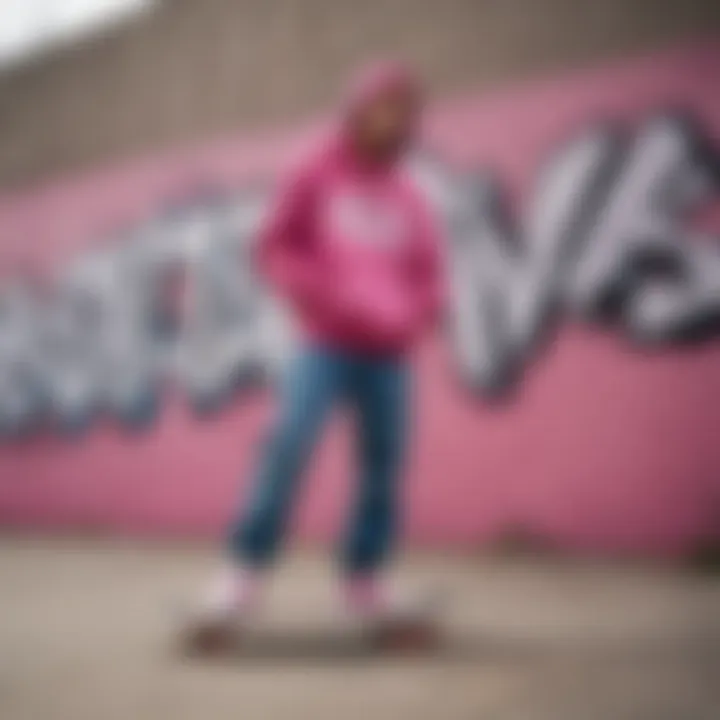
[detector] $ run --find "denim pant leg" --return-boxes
[229,346,343,566]
[342,356,410,574]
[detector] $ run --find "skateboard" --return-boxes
[178,612,443,658]
[178,592,445,657]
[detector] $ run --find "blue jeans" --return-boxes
[229,344,409,574]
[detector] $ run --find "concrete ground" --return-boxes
[0,537,718,720]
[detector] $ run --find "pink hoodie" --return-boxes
[256,62,444,356]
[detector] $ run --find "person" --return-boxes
[185,60,445,651]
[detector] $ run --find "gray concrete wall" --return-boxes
[0,0,719,187]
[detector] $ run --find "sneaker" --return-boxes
[179,567,261,656]
[343,575,442,652]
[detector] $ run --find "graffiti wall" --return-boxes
[0,41,719,554]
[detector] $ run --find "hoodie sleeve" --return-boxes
[410,195,446,329]
[254,161,327,311]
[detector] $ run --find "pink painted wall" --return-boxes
[1,41,719,555]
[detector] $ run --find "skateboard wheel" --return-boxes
[373,621,440,653]
[179,618,240,657]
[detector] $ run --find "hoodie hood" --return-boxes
[338,60,422,167]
